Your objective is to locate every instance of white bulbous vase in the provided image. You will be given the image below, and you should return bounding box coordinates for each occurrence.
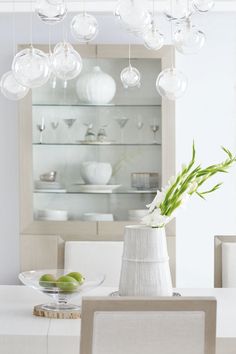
[119,225,173,296]
[76,66,116,104]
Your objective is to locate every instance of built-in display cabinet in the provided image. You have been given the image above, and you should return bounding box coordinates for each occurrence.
[19,45,176,282]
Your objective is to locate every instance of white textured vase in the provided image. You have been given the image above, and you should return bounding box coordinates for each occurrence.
[119,225,173,296]
[76,66,116,104]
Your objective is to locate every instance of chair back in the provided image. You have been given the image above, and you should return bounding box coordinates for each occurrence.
[214,235,236,287]
[64,241,123,287]
[80,296,216,354]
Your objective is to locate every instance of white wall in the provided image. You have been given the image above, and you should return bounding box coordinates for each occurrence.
[0,11,236,286]
[176,13,236,287]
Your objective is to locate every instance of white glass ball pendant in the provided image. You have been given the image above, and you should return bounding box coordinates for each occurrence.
[164,0,194,21]
[193,0,214,12]
[120,65,141,88]
[143,22,164,51]
[53,41,73,54]
[71,13,98,42]
[0,71,29,100]
[174,20,206,54]
[115,0,151,34]
[35,0,67,24]
[12,47,51,88]
[156,68,188,100]
[52,44,83,81]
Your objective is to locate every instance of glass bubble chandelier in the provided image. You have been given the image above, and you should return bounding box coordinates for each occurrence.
[0,0,214,102]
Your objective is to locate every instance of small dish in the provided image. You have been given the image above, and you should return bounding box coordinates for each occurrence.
[36,209,68,221]
[74,184,121,193]
[76,140,115,145]
[34,181,64,190]
[82,213,114,221]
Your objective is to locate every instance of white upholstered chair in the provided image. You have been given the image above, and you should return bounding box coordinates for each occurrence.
[214,236,236,287]
[64,241,123,287]
[80,297,216,354]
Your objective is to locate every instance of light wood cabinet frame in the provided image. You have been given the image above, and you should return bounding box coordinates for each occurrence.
[18,45,176,281]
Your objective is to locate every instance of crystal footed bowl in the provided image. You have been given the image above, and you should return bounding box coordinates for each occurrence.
[19,269,105,312]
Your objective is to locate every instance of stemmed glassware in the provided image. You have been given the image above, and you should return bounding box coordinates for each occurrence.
[37,118,46,144]
[63,118,77,128]
[63,119,77,142]
[51,121,59,130]
[150,123,159,143]
[115,117,129,143]
[136,116,144,143]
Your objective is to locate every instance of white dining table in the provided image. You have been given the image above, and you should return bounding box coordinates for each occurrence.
[0,285,235,354]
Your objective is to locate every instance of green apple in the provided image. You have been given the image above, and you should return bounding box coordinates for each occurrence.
[67,272,85,285]
[56,275,78,292]
[39,274,56,288]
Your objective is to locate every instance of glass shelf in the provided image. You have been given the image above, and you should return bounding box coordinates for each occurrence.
[32,103,161,107]
[33,142,161,146]
[34,189,157,195]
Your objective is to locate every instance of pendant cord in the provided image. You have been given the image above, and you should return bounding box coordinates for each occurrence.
[48,26,52,55]
[128,44,131,67]
[83,0,86,15]
[30,0,33,48]
[12,0,16,56]
[170,0,174,69]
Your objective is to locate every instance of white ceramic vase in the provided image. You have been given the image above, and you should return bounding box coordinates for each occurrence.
[119,225,173,296]
[76,66,116,104]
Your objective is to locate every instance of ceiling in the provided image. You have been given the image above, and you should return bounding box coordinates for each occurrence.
[0,0,235,12]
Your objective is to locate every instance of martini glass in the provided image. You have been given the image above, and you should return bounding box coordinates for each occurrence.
[115,117,129,143]
[37,119,46,144]
[150,123,159,143]
[63,119,77,142]
[136,116,144,143]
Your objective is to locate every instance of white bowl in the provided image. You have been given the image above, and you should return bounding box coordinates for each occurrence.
[80,161,112,185]
[82,213,114,221]
[36,209,68,221]
[128,209,148,217]
[128,209,147,221]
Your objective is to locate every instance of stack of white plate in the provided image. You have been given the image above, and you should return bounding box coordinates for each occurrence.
[128,209,147,221]
[82,213,114,221]
[36,209,68,221]
[34,181,66,193]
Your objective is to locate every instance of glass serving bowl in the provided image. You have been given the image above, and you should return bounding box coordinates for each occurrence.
[19,269,105,312]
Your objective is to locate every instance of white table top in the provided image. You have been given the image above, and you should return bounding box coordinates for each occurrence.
[0,286,236,354]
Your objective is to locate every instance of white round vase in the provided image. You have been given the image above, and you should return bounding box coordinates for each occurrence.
[80,161,112,185]
[76,66,116,104]
[119,225,173,296]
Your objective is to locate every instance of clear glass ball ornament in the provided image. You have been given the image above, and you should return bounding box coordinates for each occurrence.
[174,20,206,54]
[156,68,188,100]
[52,45,83,81]
[53,41,73,54]
[12,47,51,88]
[0,71,29,100]
[120,65,141,88]
[192,0,214,12]
[115,0,151,34]
[143,22,164,51]
[35,0,67,24]
[164,0,193,21]
[71,13,99,42]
